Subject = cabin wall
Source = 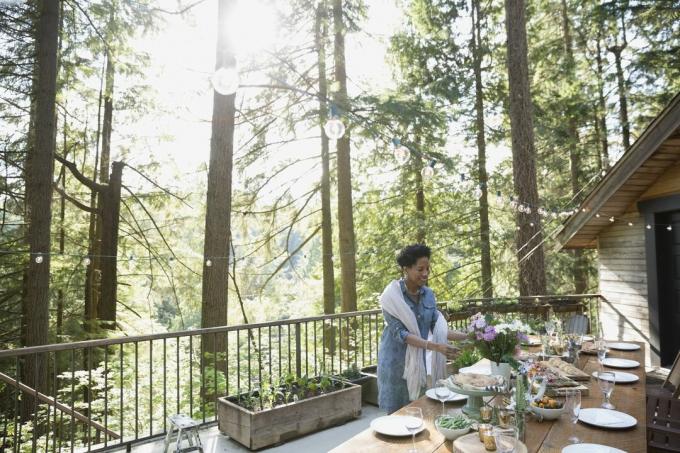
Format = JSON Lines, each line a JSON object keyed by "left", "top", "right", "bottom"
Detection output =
{"left": 597, "top": 210, "right": 659, "bottom": 366}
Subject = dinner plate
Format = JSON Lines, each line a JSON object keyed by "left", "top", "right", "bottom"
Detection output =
{"left": 370, "top": 415, "right": 426, "bottom": 436}
{"left": 562, "top": 443, "right": 626, "bottom": 453}
{"left": 606, "top": 342, "right": 640, "bottom": 351}
{"left": 591, "top": 370, "right": 639, "bottom": 384}
{"left": 425, "top": 387, "right": 467, "bottom": 402}
{"left": 601, "top": 358, "right": 640, "bottom": 369}
{"left": 578, "top": 408, "right": 637, "bottom": 429}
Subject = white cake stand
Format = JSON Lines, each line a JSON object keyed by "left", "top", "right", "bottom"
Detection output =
{"left": 443, "top": 382, "right": 501, "bottom": 420}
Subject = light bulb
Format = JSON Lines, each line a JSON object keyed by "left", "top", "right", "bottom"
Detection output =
{"left": 529, "top": 222, "right": 535, "bottom": 227}
{"left": 601, "top": 170, "right": 607, "bottom": 177}
{"left": 646, "top": 224, "right": 652, "bottom": 230}
{"left": 473, "top": 187, "right": 483, "bottom": 199}
{"left": 595, "top": 213, "right": 601, "bottom": 218}
{"left": 35, "top": 255, "right": 43, "bottom": 264}
{"left": 538, "top": 208, "right": 546, "bottom": 216}
{"left": 205, "top": 259, "right": 213, "bottom": 267}
{"left": 627, "top": 222, "right": 633, "bottom": 226}
{"left": 393, "top": 145, "right": 410, "bottom": 164}
{"left": 525, "top": 206, "right": 532, "bottom": 214}
{"left": 324, "top": 118, "right": 346, "bottom": 140}
{"left": 667, "top": 225, "right": 673, "bottom": 231}
{"left": 609, "top": 217, "right": 615, "bottom": 222}
{"left": 421, "top": 165, "right": 435, "bottom": 180}
{"left": 211, "top": 66, "right": 239, "bottom": 95}
{"left": 82, "top": 257, "right": 91, "bottom": 266}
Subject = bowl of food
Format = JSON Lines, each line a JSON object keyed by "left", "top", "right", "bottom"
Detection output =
{"left": 530, "top": 396, "right": 565, "bottom": 420}
{"left": 435, "top": 414, "right": 473, "bottom": 440}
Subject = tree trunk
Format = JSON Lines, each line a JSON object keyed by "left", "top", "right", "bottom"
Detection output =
{"left": 202, "top": 0, "right": 236, "bottom": 335}
{"left": 595, "top": 30, "right": 609, "bottom": 167}
{"left": 504, "top": 0, "right": 546, "bottom": 296}
{"left": 332, "top": 0, "right": 357, "bottom": 312}
{"left": 472, "top": 0, "right": 493, "bottom": 298}
{"left": 316, "top": 1, "right": 336, "bottom": 315}
{"left": 611, "top": 45, "right": 629, "bottom": 150}
{"left": 414, "top": 153, "right": 425, "bottom": 244}
{"left": 23, "top": 0, "right": 60, "bottom": 404}
{"left": 98, "top": 162, "right": 123, "bottom": 328}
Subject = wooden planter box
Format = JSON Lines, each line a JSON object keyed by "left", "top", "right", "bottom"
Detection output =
{"left": 217, "top": 380, "right": 361, "bottom": 450}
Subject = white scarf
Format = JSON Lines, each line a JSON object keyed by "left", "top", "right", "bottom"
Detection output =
{"left": 380, "top": 279, "right": 448, "bottom": 400}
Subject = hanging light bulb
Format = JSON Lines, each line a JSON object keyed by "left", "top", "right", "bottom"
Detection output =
{"left": 538, "top": 207, "right": 546, "bottom": 216}
{"left": 392, "top": 140, "right": 410, "bottom": 165}
{"left": 205, "top": 259, "right": 213, "bottom": 267}
{"left": 601, "top": 170, "right": 607, "bottom": 177}
{"left": 646, "top": 224, "right": 652, "bottom": 230}
{"left": 509, "top": 197, "right": 518, "bottom": 210}
{"left": 627, "top": 222, "right": 633, "bottom": 226}
{"left": 595, "top": 213, "right": 601, "bottom": 218}
{"left": 421, "top": 161, "right": 435, "bottom": 180}
{"left": 525, "top": 206, "right": 532, "bottom": 214}
{"left": 34, "top": 254, "right": 43, "bottom": 264}
{"left": 609, "top": 216, "right": 615, "bottom": 222}
{"left": 517, "top": 204, "right": 526, "bottom": 213}
{"left": 324, "top": 104, "right": 345, "bottom": 140}
{"left": 529, "top": 222, "right": 535, "bottom": 227}
{"left": 473, "top": 186, "right": 483, "bottom": 199}
{"left": 211, "top": 65, "right": 240, "bottom": 95}
{"left": 82, "top": 257, "right": 91, "bottom": 266}
{"left": 667, "top": 225, "right": 673, "bottom": 231}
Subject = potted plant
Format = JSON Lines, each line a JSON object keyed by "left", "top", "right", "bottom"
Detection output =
{"left": 465, "top": 313, "right": 530, "bottom": 382}
{"left": 336, "top": 365, "right": 377, "bottom": 405}
{"left": 217, "top": 373, "right": 361, "bottom": 449}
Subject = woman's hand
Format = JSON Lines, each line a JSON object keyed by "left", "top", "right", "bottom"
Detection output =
{"left": 434, "top": 343, "right": 460, "bottom": 360}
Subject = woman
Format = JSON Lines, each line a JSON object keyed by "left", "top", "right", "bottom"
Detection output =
{"left": 377, "top": 244, "right": 467, "bottom": 414}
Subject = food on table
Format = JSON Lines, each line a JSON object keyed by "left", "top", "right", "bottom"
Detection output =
{"left": 541, "top": 358, "right": 590, "bottom": 380}
{"left": 531, "top": 396, "right": 564, "bottom": 409}
{"left": 452, "top": 373, "right": 502, "bottom": 390}
{"left": 436, "top": 414, "right": 474, "bottom": 430}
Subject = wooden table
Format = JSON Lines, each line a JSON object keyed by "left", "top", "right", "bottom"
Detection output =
{"left": 330, "top": 341, "right": 646, "bottom": 453}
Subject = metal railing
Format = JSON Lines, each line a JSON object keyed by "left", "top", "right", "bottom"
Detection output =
{"left": 0, "top": 294, "right": 601, "bottom": 452}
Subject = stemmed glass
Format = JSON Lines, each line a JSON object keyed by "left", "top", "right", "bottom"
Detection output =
{"left": 493, "top": 426, "right": 518, "bottom": 453}
{"left": 434, "top": 386, "right": 450, "bottom": 416}
{"left": 404, "top": 407, "right": 423, "bottom": 453}
{"left": 596, "top": 371, "right": 616, "bottom": 409}
{"left": 596, "top": 339, "right": 608, "bottom": 366}
{"left": 565, "top": 389, "right": 581, "bottom": 444}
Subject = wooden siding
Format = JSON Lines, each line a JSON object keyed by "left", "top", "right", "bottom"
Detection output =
{"left": 598, "top": 211, "right": 659, "bottom": 366}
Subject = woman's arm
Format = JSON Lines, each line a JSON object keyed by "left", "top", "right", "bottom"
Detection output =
{"left": 404, "top": 334, "right": 459, "bottom": 360}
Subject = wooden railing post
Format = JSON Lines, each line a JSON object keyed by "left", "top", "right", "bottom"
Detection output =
{"left": 295, "top": 323, "right": 302, "bottom": 377}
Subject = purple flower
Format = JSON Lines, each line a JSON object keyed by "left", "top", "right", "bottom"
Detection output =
{"left": 482, "top": 330, "right": 497, "bottom": 342}
{"left": 517, "top": 332, "right": 529, "bottom": 343}
{"left": 476, "top": 332, "right": 484, "bottom": 340}
{"left": 474, "top": 318, "right": 486, "bottom": 329}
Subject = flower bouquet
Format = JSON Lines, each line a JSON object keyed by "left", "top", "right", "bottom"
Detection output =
{"left": 466, "top": 312, "right": 531, "bottom": 369}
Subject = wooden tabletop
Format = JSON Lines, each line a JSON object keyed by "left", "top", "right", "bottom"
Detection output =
{"left": 330, "top": 341, "right": 646, "bottom": 453}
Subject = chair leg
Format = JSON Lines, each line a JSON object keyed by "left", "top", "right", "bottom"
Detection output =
{"left": 163, "top": 424, "right": 174, "bottom": 453}
{"left": 175, "top": 427, "right": 183, "bottom": 453}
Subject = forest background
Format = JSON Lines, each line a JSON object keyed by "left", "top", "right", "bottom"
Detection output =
{"left": 1, "top": 0, "right": 679, "bottom": 351}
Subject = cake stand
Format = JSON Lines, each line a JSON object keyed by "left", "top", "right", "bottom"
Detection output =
{"left": 443, "top": 382, "right": 502, "bottom": 420}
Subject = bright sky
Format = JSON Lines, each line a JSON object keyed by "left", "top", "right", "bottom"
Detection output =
{"left": 117, "top": 0, "right": 512, "bottom": 199}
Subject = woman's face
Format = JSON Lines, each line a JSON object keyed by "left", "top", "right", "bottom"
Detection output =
{"left": 403, "top": 257, "right": 430, "bottom": 287}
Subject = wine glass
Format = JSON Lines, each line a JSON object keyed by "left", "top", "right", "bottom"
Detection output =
{"left": 404, "top": 407, "right": 423, "bottom": 453}
{"left": 493, "top": 426, "right": 518, "bottom": 453}
{"left": 596, "top": 371, "right": 616, "bottom": 409}
{"left": 596, "top": 340, "right": 608, "bottom": 365}
{"left": 434, "top": 386, "right": 450, "bottom": 416}
{"left": 565, "top": 389, "right": 581, "bottom": 444}
{"left": 545, "top": 320, "right": 555, "bottom": 337}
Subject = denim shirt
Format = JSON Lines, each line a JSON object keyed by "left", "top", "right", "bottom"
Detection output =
{"left": 377, "top": 280, "right": 440, "bottom": 414}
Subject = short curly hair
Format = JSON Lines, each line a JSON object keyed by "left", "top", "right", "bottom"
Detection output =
{"left": 396, "top": 244, "right": 431, "bottom": 268}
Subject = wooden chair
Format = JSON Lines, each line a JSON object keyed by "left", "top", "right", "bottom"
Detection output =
{"left": 663, "top": 351, "right": 680, "bottom": 398}
{"left": 564, "top": 313, "right": 589, "bottom": 335}
{"left": 647, "top": 388, "right": 680, "bottom": 452}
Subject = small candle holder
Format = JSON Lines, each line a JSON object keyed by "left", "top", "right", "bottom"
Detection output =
{"left": 498, "top": 407, "right": 514, "bottom": 429}
{"left": 478, "top": 423, "right": 493, "bottom": 443}
{"left": 480, "top": 405, "right": 493, "bottom": 423}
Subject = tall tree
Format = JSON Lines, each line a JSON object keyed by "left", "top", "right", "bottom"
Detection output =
{"left": 471, "top": 0, "right": 493, "bottom": 298}
{"left": 202, "top": 0, "right": 236, "bottom": 330}
{"left": 504, "top": 0, "right": 546, "bottom": 296}
{"left": 332, "top": 0, "right": 357, "bottom": 312}
{"left": 315, "top": 0, "right": 336, "bottom": 314}
{"left": 607, "top": 3, "right": 631, "bottom": 150}
{"left": 23, "top": 0, "right": 60, "bottom": 395}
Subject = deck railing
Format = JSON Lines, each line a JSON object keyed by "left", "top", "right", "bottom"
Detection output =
{"left": 0, "top": 294, "right": 601, "bottom": 452}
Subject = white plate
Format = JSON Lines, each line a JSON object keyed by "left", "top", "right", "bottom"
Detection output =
{"left": 425, "top": 387, "right": 467, "bottom": 402}
{"left": 370, "top": 415, "right": 426, "bottom": 437}
{"left": 601, "top": 358, "right": 640, "bottom": 369}
{"left": 607, "top": 342, "right": 640, "bottom": 351}
{"left": 591, "top": 371, "right": 639, "bottom": 384}
{"left": 578, "top": 408, "right": 637, "bottom": 429}
{"left": 562, "top": 443, "right": 626, "bottom": 453}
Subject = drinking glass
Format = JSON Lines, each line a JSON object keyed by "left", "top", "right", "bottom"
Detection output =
{"left": 545, "top": 320, "right": 555, "bottom": 337}
{"left": 596, "top": 340, "right": 607, "bottom": 365}
{"left": 565, "top": 389, "right": 581, "bottom": 444}
{"left": 493, "top": 426, "right": 518, "bottom": 453}
{"left": 404, "top": 407, "right": 423, "bottom": 453}
{"left": 596, "top": 371, "right": 616, "bottom": 409}
{"left": 434, "top": 386, "right": 450, "bottom": 416}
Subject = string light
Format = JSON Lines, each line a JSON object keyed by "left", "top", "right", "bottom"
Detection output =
{"left": 324, "top": 105, "right": 346, "bottom": 140}
{"left": 421, "top": 160, "right": 435, "bottom": 180}
{"left": 627, "top": 222, "right": 633, "bottom": 226}
{"left": 667, "top": 225, "right": 673, "bottom": 231}
{"left": 392, "top": 138, "right": 410, "bottom": 165}
{"left": 35, "top": 255, "right": 43, "bottom": 264}
{"left": 211, "top": 65, "right": 239, "bottom": 95}
{"left": 646, "top": 224, "right": 652, "bottom": 229}
{"left": 609, "top": 216, "right": 615, "bottom": 222}
{"left": 595, "top": 213, "right": 601, "bottom": 218}
{"left": 82, "top": 257, "right": 91, "bottom": 266}
{"left": 473, "top": 186, "right": 483, "bottom": 199}
{"left": 205, "top": 259, "right": 213, "bottom": 267}
{"left": 529, "top": 222, "right": 535, "bottom": 227}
